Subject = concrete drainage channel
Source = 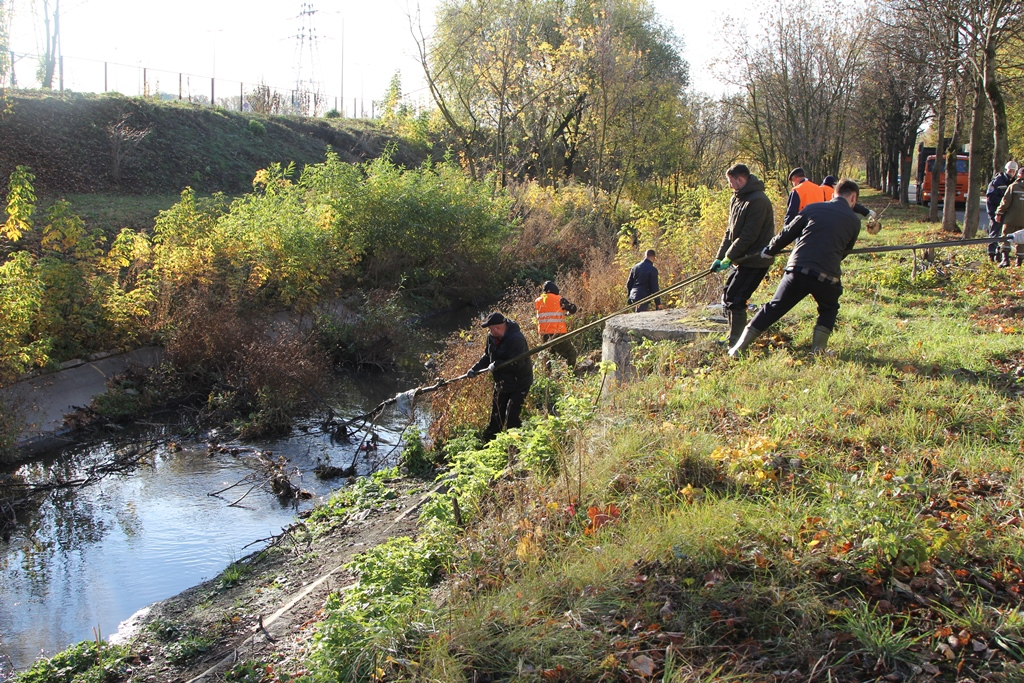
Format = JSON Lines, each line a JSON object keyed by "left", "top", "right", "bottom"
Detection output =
{"left": 0, "top": 347, "right": 165, "bottom": 457}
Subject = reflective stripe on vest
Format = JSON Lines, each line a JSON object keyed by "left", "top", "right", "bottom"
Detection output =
{"left": 535, "top": 293, "right": 568, "bottom": 335}
{"left": 794, "top": 180, "right": 826, "bottom": 210}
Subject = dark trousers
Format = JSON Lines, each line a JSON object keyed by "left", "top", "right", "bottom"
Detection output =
{"left": 1001, "top": 223, "right": 1023, "bottom": 257}
{"left": 541, "top": 333, "right": 577, "bottom": 369}
{"left": 989, "top": 217, "right": 1003, "bottom": 257}
{"left": 749, "top": 271, "right": 843, "bottom": 332}
{"left": 723, "top": 266, "right": 770, "bottom": 312}
{"left": 482, "top": 389, "right": 528, "bottom": 442}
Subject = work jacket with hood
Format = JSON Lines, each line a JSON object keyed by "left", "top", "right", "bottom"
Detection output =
{"left": 996, "top": 178, "right": 1024, "bottom": 229}
{"left": 716, "top": 174, "right": 776, "bottom": 269}
{"left": 470, "top": 320, "right": 533, "bottom": 394}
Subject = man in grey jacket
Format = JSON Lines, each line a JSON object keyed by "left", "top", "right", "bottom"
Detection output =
{"left": 728, "top": 178, "right": 862, "bottom": 358}
{"left": 711, "top": 164, "right": 776, "bottom": 347}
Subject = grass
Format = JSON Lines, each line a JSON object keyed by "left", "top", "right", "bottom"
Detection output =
{"left": 298, "top": 196, "right": 1024, "bottom": 682}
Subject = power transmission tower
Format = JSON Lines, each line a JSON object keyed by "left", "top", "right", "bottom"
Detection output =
{"left": 289, "top": 1, "right": 324, "bottom": 116}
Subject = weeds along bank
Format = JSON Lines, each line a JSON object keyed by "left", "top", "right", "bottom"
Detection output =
{"left": 196, "top": 216, "right": 1024, "bottom": 680}
{"left": 0, "top": 153, "right": 516, "bottom": 450}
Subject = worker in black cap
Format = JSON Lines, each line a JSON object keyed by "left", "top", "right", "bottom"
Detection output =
{"left": 467, "top": 312, "right": 534, "bottom": 441}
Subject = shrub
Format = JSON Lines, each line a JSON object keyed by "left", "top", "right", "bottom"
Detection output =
{"left": 247, "top": 118, "right": 266, "bottom": 137}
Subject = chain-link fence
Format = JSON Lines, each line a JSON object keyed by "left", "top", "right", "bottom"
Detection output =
{"left": 3, "top": 51, "right": 416, "bottom": 118}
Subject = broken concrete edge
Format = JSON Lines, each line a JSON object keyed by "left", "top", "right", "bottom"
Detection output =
{"left": 2, "top": 347, "right": 166, "bottom": 461}
{"left": 601, "top": 309, "right": 724, "bottom": 382}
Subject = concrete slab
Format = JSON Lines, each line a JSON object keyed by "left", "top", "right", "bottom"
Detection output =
{"left": 601, "top": 309, "right": 723, "bottom": 382}
{"left": 1, "top": 347, "right": 164, "bottom": 456}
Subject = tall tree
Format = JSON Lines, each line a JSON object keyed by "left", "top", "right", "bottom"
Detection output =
{"left": 722, "top": 1, "right": 868, "bottom": 187}
{"left": 415, "top": 0, "right": 688, "bottom": 189}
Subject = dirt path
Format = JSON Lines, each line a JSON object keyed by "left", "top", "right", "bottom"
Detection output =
{"left": 111, "top": 476, "right": 438, "bottom": 682}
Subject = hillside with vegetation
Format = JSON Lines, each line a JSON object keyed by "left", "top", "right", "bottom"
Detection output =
{"left": 0, "top": 91, "right": 428, "bottom": 196}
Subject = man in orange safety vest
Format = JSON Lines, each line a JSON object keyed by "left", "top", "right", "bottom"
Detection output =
{"left": 534, "top": 280, "right": 578, "bottom": 373}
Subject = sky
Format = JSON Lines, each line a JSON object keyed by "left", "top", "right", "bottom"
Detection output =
{"left": 6, "top": 0, "right": 754, "bottom": 112}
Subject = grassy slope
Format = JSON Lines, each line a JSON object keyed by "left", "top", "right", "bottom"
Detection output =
{"left": 408, "top": 197, "right": 1024, "bottom": 681}
{"left": 0, "top": 91, "right": 427, "bottom": 197}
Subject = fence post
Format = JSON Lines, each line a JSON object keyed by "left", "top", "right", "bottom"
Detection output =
{"left": 353, "top": 97, "right": 356, "bottom": 118}
{"left": 59, "top": 56, "right": 63, "bottom": 91}
{"left": 211, "top": 78, "right": 215, "bottom": 108}
{"left": 143, "top": 68, "right": 147, "bottom": 97}
{"left": 104, "top": 62, "right": 107, "bottom": 92}
{"left": 240, "top": 82, "right": 243, "bottom": 111}
{"left": 179, "top": 73, "right": 182, "bottom": 100}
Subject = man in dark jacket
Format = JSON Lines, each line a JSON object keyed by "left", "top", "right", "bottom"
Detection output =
{"left": 467, "top": 312, "right": 534, "bottom": 442}
{"left": 711, "top": 164, "right": 776, "bottom": 346}
{"left": 728, "top": 178, "right": 863, "bottom": 358}
{"left": 987, "top": 161, "right": 1018, "bottom": 263}
{"left": 625, "top": 249, "right": 661, "bottom": 311}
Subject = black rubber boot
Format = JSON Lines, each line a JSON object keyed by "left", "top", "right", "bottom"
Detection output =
{"left": 727, "top": 326, "right": 763, "bottom": 358}
{"left": 1017, "top": 255, "right": 1023, "bottom": 268}
{"left": 727, "top": 309, "right": 747, "bottom": 348}
{"left": 811, "top": 325, "right": 832, "bottom": 355}
{"left": 1000, "top": 250, "right": 1012, "bottom": 268}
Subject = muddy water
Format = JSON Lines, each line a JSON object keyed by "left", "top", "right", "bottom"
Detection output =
{"left": 0, "top": 371, "right": 434, "bottom": 676}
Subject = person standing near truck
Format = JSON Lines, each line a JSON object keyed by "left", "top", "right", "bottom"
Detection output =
{"left": 987, "top": 161, "right": 1018, "bottom": 263}
{"left": 995, "top": 165, "right": 1024, "bottom": 267}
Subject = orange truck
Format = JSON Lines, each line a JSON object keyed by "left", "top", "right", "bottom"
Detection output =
{"left": 917, "top": 153, "right": 969, "bottom": 207}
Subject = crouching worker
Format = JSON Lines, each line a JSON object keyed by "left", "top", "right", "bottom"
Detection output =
{"left": 467, "top": 312, "right": 534, "bottom": 442}
{"left": 729, "top": 179, "right": 863, "bottom": 358}
{"left": 534, "top": 280, "right": 579, "bottom": 373}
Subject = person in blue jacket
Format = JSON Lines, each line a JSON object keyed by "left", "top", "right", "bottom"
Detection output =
{"left": 625, "top": 249, "right": 662, "bottom": 311}
{"left": 987, "top": 161, "right": 1018, "bottom": 263}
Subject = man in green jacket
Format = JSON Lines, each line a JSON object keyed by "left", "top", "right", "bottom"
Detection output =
{"left": 995, "top": 165, "right": 1024, "bottom": 267}
{"left": 711, "top": 164, "right": 776, "bottom": 347}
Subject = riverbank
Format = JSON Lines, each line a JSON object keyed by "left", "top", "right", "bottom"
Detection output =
{"left": 102, "top": 473, "right": 437, "bottom": 683}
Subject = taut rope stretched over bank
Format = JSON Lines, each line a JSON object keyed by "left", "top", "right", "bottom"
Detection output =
{"left": 335, "top": 234, "right": 1012, "bottom": 427}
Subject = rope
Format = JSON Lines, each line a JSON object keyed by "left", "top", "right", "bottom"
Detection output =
{"left": 333, "top": 267, "right": 716, "bottom": 427}
{"left": 331, "top": 233, "right": 1017, "bottom": 427}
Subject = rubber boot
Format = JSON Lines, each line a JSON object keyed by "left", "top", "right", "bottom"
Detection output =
{"left": 1000, "top": 249, "right": 1012, "bottom": 268}
{"left": 1017, "top": 254, "right": 1023, "bottom": 268}
{"left": 811, "top": 325, "right": 832, "bottom": 355}
{"left": 727, "top": 326, "right": 763, "bottom": 358}
{"left": 727, "top": 309, "right": 747, "bottom": 348}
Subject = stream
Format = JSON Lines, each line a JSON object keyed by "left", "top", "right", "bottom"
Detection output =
{"left": 0, "top": 370, "right": 435, "bottom": 677}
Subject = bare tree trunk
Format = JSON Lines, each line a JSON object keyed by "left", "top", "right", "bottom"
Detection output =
{"left": 942, "top": 114, "right": 961, "bottom": 233}
{"left": 929, "top": 82, "right": 946, "bottom": 222}
{"left": 963, "top": 76, "right": 986, "bottom": 238}
{"left": 984, "top": 43, "right": 1009, "bottom": 175}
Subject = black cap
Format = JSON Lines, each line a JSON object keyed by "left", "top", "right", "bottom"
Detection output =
{"left": 822, "top": 175, "right": 837, "bottom": 187}
{"left": 542, "top": 280, "right": 559, "bottom": 294}
{"left": 481, "top": 312, "right": 507, "bottom": 327}
{"left": 788, "top": 167, "right": 805, "bottom": 180}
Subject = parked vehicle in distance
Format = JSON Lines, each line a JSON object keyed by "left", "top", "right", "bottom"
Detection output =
{"left": 918, "top": 154, "right": 969, "bottom": 207}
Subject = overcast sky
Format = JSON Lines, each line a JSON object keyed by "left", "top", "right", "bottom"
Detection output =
{"left": 7, "top": 0, "right": 754, "bottom": 109}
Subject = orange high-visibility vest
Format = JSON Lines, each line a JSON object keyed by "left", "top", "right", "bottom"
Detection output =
{"left": 794, "top": 179, "right": 826, "bottom": 210}
{"left": 821, "top": 184, "right": 834, "bottom": 201}
{"left": 535, "top": 293, "right": 568, "bottom": 335}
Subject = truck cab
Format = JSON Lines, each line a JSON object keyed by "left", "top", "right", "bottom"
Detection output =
{"left": 918, "top": 154, "right": 969, "bottom": 207}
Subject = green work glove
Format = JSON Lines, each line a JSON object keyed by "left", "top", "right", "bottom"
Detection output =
{"left": 710, "top": 259, "right": 722, "bottom": 272}
{"left": 721, "top": 258, "right": 731, "bottom": 270}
